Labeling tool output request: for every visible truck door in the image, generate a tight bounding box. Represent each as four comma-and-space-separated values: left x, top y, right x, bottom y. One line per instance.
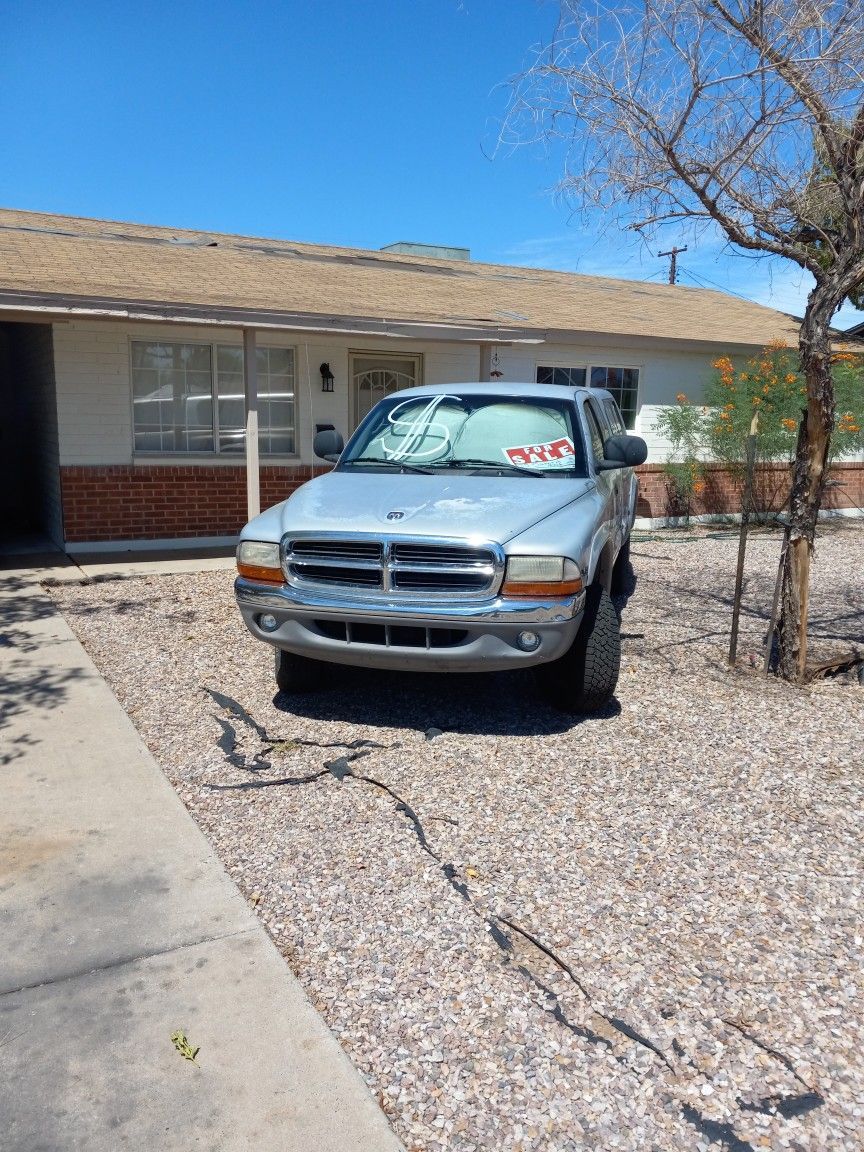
587, 396, 625, 550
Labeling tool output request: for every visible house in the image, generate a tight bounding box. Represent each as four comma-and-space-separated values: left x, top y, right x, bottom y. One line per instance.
0, 206, 860, 550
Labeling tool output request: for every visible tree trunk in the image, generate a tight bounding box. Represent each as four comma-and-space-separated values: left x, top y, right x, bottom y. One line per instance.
776, 289, 836, 682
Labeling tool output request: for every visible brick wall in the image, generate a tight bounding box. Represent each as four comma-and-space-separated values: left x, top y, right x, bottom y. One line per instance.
59, 460, 864, 542
635, 461, 864, 520
59, 464, 328, 542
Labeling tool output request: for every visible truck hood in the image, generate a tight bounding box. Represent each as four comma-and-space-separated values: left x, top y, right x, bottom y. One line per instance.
272, 470, 595, 544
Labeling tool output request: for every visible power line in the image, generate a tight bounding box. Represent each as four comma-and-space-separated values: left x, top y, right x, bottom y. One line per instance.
676, 264, 755, 303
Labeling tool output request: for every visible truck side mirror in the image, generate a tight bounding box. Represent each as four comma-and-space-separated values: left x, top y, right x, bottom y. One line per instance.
598, 433, 648, 470
313, 429, 344, 462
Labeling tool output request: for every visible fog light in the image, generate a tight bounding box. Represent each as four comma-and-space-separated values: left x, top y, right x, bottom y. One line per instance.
259, 613, 279, 633
517, 630, 541, 652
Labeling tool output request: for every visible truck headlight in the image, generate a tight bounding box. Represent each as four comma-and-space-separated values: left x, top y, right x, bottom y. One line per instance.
236, 540, 283, 583
501, 556, 583, 598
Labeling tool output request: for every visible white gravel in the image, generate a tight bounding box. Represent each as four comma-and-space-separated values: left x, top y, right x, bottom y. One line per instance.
50, 523, 864, 1151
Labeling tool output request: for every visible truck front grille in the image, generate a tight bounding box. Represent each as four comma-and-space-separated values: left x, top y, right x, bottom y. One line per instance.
283, 536, 503, 598
286, 539, 383, 588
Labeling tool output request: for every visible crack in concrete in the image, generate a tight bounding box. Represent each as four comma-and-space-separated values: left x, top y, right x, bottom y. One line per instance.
207, 768, 331, 792
516, 969, 617, 1053
0, 926, 256, 1000
207, 749, 375, 792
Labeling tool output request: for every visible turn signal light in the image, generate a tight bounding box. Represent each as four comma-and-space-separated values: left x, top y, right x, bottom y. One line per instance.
236, 540, 284, 584
501, 556, 583, 598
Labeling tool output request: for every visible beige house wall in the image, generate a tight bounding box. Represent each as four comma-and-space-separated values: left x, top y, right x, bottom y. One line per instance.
51, 319, 722, 467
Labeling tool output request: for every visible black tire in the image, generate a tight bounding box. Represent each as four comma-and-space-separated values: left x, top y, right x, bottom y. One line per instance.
535, 583, 621, 713
274, 647, 325, 694
610, 536, 631, 596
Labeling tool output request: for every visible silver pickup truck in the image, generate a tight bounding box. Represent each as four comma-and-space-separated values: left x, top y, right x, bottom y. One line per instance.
234, 382, 647, 712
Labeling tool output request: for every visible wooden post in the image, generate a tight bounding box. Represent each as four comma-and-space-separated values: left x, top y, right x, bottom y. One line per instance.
479, 345, 492, 382
728, 412, 759, 666
243, 327, 260, 521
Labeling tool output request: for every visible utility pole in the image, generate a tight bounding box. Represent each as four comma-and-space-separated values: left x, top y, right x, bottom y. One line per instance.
658, 245, 687, 284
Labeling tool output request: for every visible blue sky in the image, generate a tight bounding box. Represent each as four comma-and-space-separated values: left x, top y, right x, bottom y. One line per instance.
3, 0, 862, 329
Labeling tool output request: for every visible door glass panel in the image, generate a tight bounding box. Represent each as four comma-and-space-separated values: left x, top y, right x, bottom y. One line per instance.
352, 356, 420, 425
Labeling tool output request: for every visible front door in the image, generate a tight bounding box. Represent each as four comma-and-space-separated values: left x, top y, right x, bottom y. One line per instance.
351, 353, 421, 428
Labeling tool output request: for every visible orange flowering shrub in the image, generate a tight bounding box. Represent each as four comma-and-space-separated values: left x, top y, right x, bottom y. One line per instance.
705, 341, 864, 465
655, 343, 864, 518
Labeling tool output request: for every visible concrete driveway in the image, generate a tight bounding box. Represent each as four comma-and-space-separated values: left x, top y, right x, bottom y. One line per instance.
0, 563, 401, 1152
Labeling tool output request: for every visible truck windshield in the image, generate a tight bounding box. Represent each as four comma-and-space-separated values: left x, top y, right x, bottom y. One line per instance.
341, 393, 588, 477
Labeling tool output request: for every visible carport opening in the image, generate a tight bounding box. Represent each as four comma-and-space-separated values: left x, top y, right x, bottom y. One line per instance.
0, 321, 63, 552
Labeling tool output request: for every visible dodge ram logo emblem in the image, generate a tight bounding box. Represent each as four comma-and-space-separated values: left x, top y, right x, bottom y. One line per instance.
386, 510, 405, 520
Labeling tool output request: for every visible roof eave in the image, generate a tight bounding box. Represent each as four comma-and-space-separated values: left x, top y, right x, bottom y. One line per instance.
0, 290, 546, 345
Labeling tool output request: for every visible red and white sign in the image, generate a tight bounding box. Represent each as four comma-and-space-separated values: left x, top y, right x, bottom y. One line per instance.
504, 437, 576, 469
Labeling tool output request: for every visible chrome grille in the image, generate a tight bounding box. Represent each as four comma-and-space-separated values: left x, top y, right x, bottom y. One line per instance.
285, 539, 383, 588
390, 541, 497, 592
283, 535, 503, 598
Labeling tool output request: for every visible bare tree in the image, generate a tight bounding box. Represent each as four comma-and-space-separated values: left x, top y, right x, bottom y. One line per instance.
506, 0, 864, 681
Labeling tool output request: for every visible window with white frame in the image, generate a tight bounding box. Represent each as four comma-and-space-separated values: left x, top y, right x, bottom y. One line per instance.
589, 366, 639, 430
535, 363, 639, 430
131, 341, 296, 454
536, 365, 587, 388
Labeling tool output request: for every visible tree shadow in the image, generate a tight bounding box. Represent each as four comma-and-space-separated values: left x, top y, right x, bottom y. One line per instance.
0, 577, 87, 762
0, 575, 61, 626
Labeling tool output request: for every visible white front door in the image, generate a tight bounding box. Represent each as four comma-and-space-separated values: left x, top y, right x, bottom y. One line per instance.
351, 353, 422, 427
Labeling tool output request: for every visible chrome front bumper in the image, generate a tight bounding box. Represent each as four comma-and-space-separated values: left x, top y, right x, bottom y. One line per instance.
235, 576, 586, 672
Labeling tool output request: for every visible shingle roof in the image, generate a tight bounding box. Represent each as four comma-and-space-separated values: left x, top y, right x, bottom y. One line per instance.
0, 205, 839, 349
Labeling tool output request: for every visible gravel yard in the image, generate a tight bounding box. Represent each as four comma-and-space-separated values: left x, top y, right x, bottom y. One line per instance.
50, 524, 864, 1152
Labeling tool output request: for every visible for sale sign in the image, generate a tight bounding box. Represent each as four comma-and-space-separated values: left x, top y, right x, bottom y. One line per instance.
503, 437, 576, 470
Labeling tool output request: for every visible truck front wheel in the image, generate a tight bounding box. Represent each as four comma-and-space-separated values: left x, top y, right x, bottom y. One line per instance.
535, 583, 621, 713
274, 648, 326, 694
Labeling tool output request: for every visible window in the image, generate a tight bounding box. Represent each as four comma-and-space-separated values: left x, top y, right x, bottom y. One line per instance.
590, 366, 639, 430
343, 392, 588, 477
602, 398, 626, 436
132, 341, 296, 455
536, 365, 587, 388
583, 402, 606, 461
216, 345, 295, 455
132, 342, 214, 453
536, 363, 639, 430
